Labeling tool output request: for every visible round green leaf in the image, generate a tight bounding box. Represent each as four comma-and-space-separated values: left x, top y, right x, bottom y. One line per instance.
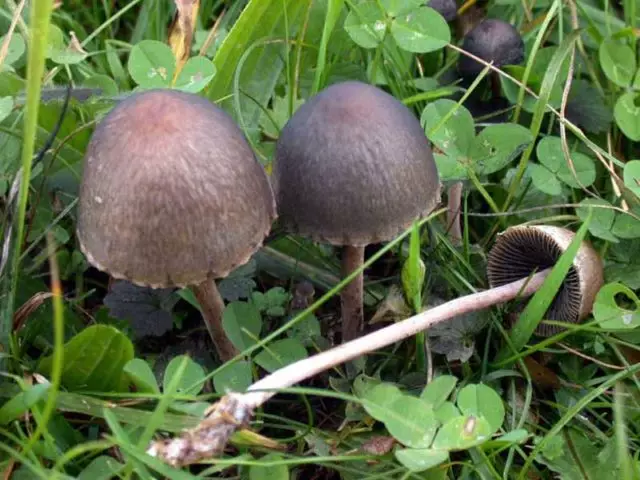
434, 152, 467, 181
37, 325, 134, 392
599, 39, 636, 87
623, 160, 640, 198
213, 360, 252, 393
394, 448, 448, 472
593, 283, 640, 330
127, 40, 175, 88
381, 0, 423, 16
576, 198, 618, 242
431, 415, 493, 450
0, 97, 14, 124
47, 25, 88, 65
469, 123, 534, 175
124, 358, 159, 394
286, 313, 321, 347
456, 384, 504, 434
0, 33, 25, 66
362, 383, 404, 422
174, 56, 216, 93
422, 99, 475, 158
536, 136, 596, 188
222, 301, 262, 351
0, 384, 50, 426
390, 7, 450, 53
249, 453, 289, 480
163, 355, 206, 395
254, 338, 308, 373
529, 163, 563, 196
344, 1, 387, 49
82, 74, 119, 96
614, 92, 640, 141
420, 375, 458, 409
435, 401, 460, 424
385, 395, 439, 448
612, 209, 640, 239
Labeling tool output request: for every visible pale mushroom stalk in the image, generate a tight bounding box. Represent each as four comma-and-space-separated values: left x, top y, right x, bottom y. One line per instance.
148, 224, 605, 467
446, 181, 463, 245
192, 279, 238, 361
340, 245, 366, 342
147, 267, 552, 467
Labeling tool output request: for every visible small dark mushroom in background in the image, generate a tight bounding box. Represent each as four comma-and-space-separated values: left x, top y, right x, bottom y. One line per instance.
487, 225, 604, 336
273, 81, 441, 342
426, 0, 458, 22
77, 89, 277, 361
457, 18, 525, 98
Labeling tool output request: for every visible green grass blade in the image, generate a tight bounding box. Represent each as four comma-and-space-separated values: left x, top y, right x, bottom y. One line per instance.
502, 29, 582, 212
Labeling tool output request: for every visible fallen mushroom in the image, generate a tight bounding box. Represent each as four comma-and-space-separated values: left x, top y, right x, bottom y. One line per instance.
457, 18, 525, 98
76, 89, 277, 362
273, 80, 441, 342
487, 225, 604, 336
147, 225, 603, 467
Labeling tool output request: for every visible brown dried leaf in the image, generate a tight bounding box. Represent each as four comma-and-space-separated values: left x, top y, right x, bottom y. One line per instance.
13, 292, 53, 331
68, 31, 87, 55
369, 285, 411, 325
522, 356, 562, 390
360, 436, 395, 455
167, 0, 199, 80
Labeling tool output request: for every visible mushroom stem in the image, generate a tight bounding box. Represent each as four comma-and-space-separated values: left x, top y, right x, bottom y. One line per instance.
446, 182, 463, 245
148, 268, 551, 467
192, 279, 238, 362
340, 245, 365, 342
489, 71, 502, 99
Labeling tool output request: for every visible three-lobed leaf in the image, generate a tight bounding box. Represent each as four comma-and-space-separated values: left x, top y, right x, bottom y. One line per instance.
469, 123, 534, 175
128, 40, 175, 88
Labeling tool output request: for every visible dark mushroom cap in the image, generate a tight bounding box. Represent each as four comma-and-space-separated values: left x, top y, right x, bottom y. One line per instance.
273, 81, 441, 247
77, 89, 277, 289
427, 0, 458, 22
487, 225, 604, 337
457, 18, 525, 77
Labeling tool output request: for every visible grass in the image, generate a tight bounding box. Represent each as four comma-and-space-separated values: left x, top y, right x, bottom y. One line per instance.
1, 0, 640, 478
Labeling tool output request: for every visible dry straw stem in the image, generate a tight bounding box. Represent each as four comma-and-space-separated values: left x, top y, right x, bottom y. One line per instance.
147, 268, 550, 467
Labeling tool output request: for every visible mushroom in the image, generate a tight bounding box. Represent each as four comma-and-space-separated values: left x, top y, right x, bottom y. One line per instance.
150, 222, 608, 466
273, 81, 441, 342
427, 0, 458, 22
76, 89, 277, 361
487, 225, 604, 336
457, 18, 525, 98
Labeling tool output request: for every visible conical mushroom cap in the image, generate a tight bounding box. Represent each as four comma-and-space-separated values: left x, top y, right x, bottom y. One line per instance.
458, 18, 524, 77
487, 225, 604, 337
77, 89, 277, 288
273, 81, 441, 246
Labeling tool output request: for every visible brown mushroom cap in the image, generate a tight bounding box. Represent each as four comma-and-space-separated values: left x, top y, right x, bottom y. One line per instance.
77, 89, 276, 289
273, 81, 441, 246
487, 225, 604, 336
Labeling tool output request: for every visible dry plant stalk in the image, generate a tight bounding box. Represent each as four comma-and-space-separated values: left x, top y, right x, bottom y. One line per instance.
147, 269, 550, 467
168, 0, 200, 80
